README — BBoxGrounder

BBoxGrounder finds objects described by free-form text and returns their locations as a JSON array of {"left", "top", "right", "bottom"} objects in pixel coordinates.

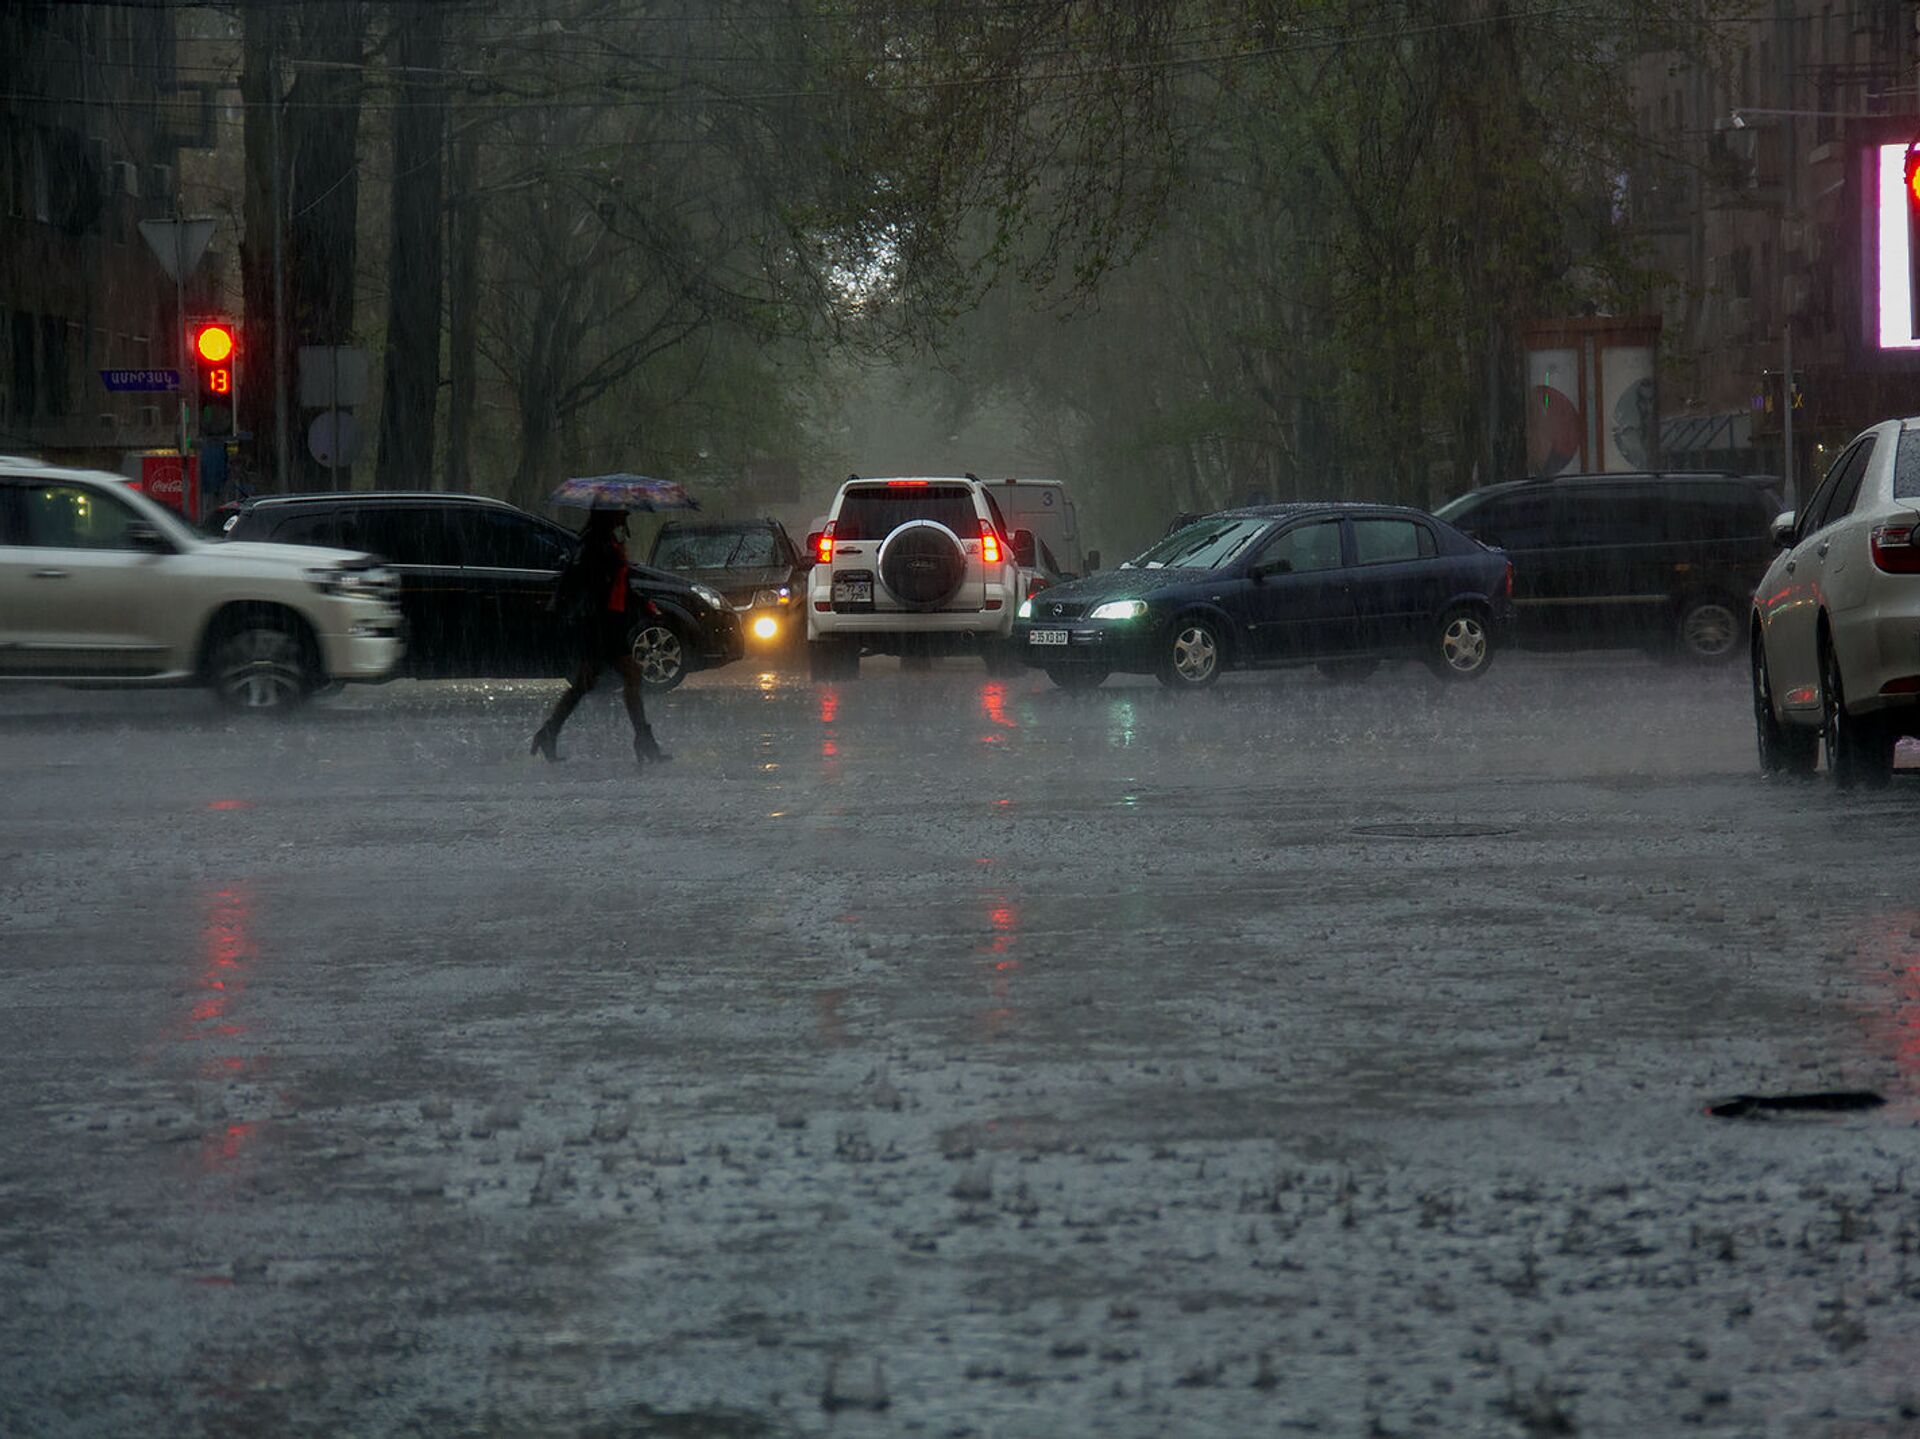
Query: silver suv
[
  {"left": 804, "top": 475, "right": 1035, "bottom": 679},
  {"left": 0, "top": 458, "right": 402, "bottom": 710}
]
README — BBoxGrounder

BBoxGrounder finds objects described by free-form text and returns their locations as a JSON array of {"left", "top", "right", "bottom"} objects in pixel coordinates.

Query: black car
[
  {"left": 647, "top": 517, "right": 807, "bottom": 652},
  {"left": 221, "top": 493, "right": 744, "bottom": 689},
  {"left": 1433, "top": 472, "right": 1780, "bottom": 663},
  {"left": 1011, "top": 503, "right": 1514, "bottom": 690}
]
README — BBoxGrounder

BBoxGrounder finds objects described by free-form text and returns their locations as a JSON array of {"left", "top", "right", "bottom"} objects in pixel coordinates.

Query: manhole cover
[{"left": 1351, "top": 822, "right": 1517, "bottom": 840}]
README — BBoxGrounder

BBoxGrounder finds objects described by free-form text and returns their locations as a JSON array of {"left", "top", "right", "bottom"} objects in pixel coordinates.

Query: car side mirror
[
  {"left": 802, "top": 532, "right": 823, "bottom": 567},
  {"left": 1770, "top": 510, "right": 1796, "bottom": 548},
  {"left": 128, "top": 520, "right": 173, "bottom": 554},
  {"left": 1085, "top": 549, "right": 1101, "bottom": 572},
  {"left": 1011, "top": 528, "right": 1037, "bottom": 568}
]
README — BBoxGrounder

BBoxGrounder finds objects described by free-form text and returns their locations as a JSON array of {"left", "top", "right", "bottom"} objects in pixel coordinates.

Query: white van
[{"left": 986, "top": 478, "right": 1095, "bottom": 578}]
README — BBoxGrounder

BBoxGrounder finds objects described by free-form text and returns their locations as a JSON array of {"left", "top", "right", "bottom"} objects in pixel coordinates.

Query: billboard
[
  {"left": 1866, "top": 141, "right": 1920, "bottom": 354},
  {"left": 1522, "top": 316, "right": 1662, "bottom": 475}
]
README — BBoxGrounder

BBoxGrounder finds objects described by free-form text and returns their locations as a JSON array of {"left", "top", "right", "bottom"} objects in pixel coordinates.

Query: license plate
[
  {"left": 832, "top": 579, "right": 872, "bottom": 603},
  {"left": 1029, "top": 629, "right": 1069, "bottom": 646}
]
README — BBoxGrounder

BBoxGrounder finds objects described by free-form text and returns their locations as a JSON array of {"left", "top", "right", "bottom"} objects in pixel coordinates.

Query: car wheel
[
  {"left": 1157, "top": 615, "right": 1224, "bottom": 690},
  {"left": 1047, "top": 665, "right": 1109, "bottom": 690},
  {"left": 1752, "top": 629, "right": 1817, "bottom": 777},
  {"left": 1677, "top": 596, "right": 1742, "bottom": 664},
  {"left": 211, "top": 615, "right": 315, "bottom": 713},
  {"left": 630, "top": 621, "right": 688, "bottom": 691},
  {"left": 1317, "top": 658, "right": 1379, "bottom": 684},
  {"left": 1823, "top": 641, "right": 1893, "bottom": 789},
  {"left": 1428, "top": 608, "right": 1493, "bottom": 681}
]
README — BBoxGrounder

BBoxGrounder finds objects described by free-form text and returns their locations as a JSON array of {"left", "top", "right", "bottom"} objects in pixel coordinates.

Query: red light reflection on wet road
[
  {"left": 979, "top": 895, "right": 1021, "bottom": 1039},
  {"left": 981, "top": 682, "right": 1017, "bottom": 732}
]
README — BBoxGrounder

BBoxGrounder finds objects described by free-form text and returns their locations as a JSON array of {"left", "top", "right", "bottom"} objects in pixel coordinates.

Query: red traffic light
[{"left": 193, "top": 322, "right": 235, "bottom": 365}]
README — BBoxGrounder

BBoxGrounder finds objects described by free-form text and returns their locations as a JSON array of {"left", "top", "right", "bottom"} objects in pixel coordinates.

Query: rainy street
[{"left": 3, "top": 656, "right": 1920, "bottom": 1438}]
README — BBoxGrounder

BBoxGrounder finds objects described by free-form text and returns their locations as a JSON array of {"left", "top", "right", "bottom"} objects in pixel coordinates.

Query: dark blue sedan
[{"left": 1011, "top": 504, "right": 1515, "bottom": 690}]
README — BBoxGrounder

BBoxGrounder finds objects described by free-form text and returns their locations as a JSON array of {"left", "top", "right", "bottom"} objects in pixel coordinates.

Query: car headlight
[
  {"left": 690, "top": 582, "right": 728, "bottom": 612},
  {"left": 1017, "top": 597, "right": 1033, "bottom": 619},
  {"left": 1090, "top": 599, "right": 1148, "bottom": 621},
  {"left": 753, "top": 588, "right": 788, "bottom": 608},
  {"left": 308, "top": 565, "right": 393, "bottom": 602}
]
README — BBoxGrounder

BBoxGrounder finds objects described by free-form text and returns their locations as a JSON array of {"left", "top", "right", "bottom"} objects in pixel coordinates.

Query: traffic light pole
[
  {"left": 173, "top": 202, "right": 190, "bottom": 459},
  {"left": 1782, "top": 321, "right": 1794, "bottom": 508}
]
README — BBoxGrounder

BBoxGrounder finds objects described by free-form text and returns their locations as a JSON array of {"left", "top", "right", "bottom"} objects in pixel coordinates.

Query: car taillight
[
  {"left": 1870, "top": 523, "right": 1920, "bottom": 573},
  {"left": 979, "top": 519, "right": 1001, "bottom": 566},
  {"left": 1502, "top": 560, "right": 1514, "bottom": 597},
  {"left": 1027, "top": 575, "right": 1051, "bottom": 599},
  {"left": 816, "top": 522, "right": 835, "bottom": 566}
]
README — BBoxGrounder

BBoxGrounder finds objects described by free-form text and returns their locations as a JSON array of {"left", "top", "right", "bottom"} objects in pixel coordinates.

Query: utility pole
[{"left": 270, "top": 26, "right": 288, "bottom": 492}]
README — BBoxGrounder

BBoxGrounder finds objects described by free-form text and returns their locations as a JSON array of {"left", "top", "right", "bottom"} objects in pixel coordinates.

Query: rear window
[
  {"left": 268, "top": 511, "right": 344, "bottom": 547},
  {"left": 1552, "top": 486, "right": 1663, "bottom": 546},
  {"left": 1665, "top": 483, "right": 1776, "bottom": 541},
  {"left": 1896, "top": 431, "right": 1920, "bottom": 501},
  {"left": 833, "top": 484, "right": 978, "bottom": 540},
  {"left": 1352, "top": 518, "right": 1435, "bottom": 564}
]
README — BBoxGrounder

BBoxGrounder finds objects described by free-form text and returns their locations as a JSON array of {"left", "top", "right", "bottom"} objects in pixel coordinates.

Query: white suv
[
  {"left": 1751, "top": 417, "right": 1920, "bottom": 785},
  {"left": 804, "top": 475, "right": 1034, "bottom": 678},
  {"left": 0, "top": 458, "right": 402, "bottom": 711}
]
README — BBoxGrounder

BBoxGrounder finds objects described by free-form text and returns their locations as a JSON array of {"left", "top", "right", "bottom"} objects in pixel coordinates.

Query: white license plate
[
  {"left": 1029, "top": 629, "right": 1069, "bottom": 646},
  {"left": 833, "top": 580, "right": 872, "bottom": 603}
]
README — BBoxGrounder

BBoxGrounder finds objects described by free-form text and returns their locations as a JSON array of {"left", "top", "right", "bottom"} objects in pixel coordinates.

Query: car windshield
[
  {"left": 1125, "top": 517, "right": 1271, "bottom": 570},
  {"left": 655, "top": 529, "right": 778, "bottom": 569}
]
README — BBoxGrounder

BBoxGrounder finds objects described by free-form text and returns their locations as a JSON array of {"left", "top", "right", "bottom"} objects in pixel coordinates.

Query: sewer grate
[{"left": 1351, "top": 822, "right": 1517, "bottom": 840}]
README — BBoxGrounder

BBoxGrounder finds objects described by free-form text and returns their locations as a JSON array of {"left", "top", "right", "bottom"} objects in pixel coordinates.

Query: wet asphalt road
[{"left": 4, "top": 652, "right": 1920, "bottom": 1438}]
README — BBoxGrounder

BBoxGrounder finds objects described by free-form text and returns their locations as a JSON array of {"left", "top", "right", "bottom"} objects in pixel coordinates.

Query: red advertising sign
[{"left": 137, "top": 453, "right": 200, "bottom": 517}]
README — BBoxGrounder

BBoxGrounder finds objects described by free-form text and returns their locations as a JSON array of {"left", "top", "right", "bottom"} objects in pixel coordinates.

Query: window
[
  {"left": 1795, "top": 446, "right": 1854, "bottom": 539},
  {"left": 1552, "top": 486, "right": 1663, "bottom": 547},
  {"left": 1894, "top": 431, "right": 1920, "bottom": 501},
  {"left": 655, "top": 528, "right": 779, "bottom": 570},
  {"left": 11, "top": 310, "right": 35, "bottom": 417},
  {"left": 345, "top": 506, "right": 459, "bottom": 566},
  {"left": 19, "top": 483, "right": 144, "bottom": 549},
  {"left": 455, "top": 507, "right": 572, "bottom": 570},
  {"left": 833, "top": 484, "right": 979, "bottom": 541},
  {"left": 1666, "top": 484, "right": 1774, "bottom": 541},
  {"left": 1802, "top": 440, "right": 1875, "bottom": 535},
  {"left": 41, "top": 315, "right": 67, "bottom": 417},
  {"left": 1827, "top": 438, "right": 1878, "bottom": 521},
  {"left": 1351, "top": 518, "right": 1432, "bottom": 565},
  {"left": 268, "top": 511, "right": 343, "bottom": 548},
  {"left": 1472, "top": 491, "right": 1552, "bottom": 549},
  {"left": 1257, "top": 520, "right": 1343, "bottom": 574}
]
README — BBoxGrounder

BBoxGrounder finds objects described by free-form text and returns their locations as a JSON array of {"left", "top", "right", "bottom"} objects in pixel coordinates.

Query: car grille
[{"left": 1033, "top": 600, "right": 1087, "bottom": 619}]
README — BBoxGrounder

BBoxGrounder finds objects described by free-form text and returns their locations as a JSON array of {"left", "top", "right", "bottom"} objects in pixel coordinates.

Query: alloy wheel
[
  {"left": 1170, "top": 624, "right": 1218, "bottom": 685},
  {"left": 216, "top": 626, "right": 308, "bottom": 711},
  {"left": 631, "top": 624, "right": 685, "bottom": 686},
  {"left": 1440, "top": 615, "right": 1488, "bottom": 674},
  {"left": 1681, "top": 602, "right": 1739, "bottom": 661}
]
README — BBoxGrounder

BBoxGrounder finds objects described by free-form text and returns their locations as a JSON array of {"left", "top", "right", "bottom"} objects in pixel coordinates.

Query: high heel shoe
[
  {"left": 530, "top": 728, "right": 560, "bottom": 762},
  {"left": 634, "top": 731, "right": 670, "bottom": 765}
]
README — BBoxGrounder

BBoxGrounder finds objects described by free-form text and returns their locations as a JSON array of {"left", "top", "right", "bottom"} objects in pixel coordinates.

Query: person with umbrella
[{"left": 530, "top": 475, "right": 694, "bottom": 766}]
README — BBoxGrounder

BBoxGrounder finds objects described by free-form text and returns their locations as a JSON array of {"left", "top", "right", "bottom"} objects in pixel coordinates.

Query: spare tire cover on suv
[{"left": 878, "top": 521, "right": 967, "bottom": 610}]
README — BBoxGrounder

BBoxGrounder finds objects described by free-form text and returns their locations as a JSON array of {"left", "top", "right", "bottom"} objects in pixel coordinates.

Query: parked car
[
  {"left": 1751, "top": 417, "right": 1920, "bottom": 786},
  {"left": 804, "top": 474, "right": 1038, "bottom": 678},
  {"left": 220, "top": 492, "right": 743, "bottom": 689},
  {"left": 1012, "top": 503, "right": 1513, "bottom": 690},
  {"left": 0, "top": 456, "right": 402, "bottom": 710},
  {"left": 1433, "top": 471, "right": 1779, "bottom": 663},
  {"left": 648, "top": 517, "right": 807, "bottom": 652}
]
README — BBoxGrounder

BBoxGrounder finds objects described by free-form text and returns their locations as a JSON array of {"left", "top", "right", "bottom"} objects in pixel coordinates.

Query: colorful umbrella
[{"left": 551, "top": 474, "right": 700, "bottom": 512}]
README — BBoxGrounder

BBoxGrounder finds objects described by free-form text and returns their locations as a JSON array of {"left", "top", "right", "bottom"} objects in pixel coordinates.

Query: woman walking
[{"left": 530, "top": 508, "right": 669, "bottom": 766}]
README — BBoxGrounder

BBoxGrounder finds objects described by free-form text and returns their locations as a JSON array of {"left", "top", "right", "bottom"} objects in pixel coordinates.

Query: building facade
[
  {"left": 0, "top": 3, "right": 210, "bottom": 469},
  {"left": 1629, "top": 0, "right": 1920, "bottom": 501}
]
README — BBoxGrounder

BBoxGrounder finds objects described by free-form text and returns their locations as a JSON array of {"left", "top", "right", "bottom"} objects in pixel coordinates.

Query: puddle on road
[
  {"left": 1705, "top": 1091, "right": 1887, "bottom": 1119},
  {"left": 1352, "top": 822, "right": 1519, "bottom": 840}
]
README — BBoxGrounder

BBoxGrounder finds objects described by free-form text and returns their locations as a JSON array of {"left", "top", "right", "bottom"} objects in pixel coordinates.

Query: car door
[
  {"left": 348, "top": 506, "right": 471, "bottom": 676},
  {"left": 1465, "top": 490, "right": 1556, "bottom": 641},
  {"left": 0, "top": 478, "right": 186, "bottom": 676},
  {"left": 1547, "top": 482, "right": 1667, "bottom": 647},
  {"left": 452, "top": 506, "right": 575, "bottom": 675},
  {"left": 1348, "top": 516, "right": 1443, "bottom": 652},
  {"left": 1765, "top": 444, "right": 1862, "bottom": 705},
  {"left": 1237, "top": 518, "right": 1357, "bottom": 662}
]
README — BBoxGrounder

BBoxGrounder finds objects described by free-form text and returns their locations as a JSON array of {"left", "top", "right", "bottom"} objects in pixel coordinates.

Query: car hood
[
  {"left": 209, "top": 540, "right": 375, "bottom": 569},
  {"left": 669, "top": 564, "right": 793, "bottom": 592},
  {"left": 1030, "top": 567, "right": 1215, "bottom": 607}
]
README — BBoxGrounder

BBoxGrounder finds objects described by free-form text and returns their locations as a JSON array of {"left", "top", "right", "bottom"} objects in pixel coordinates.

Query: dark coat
[{"left": 553, "top": 536, "right": 633, "bottom": 664}]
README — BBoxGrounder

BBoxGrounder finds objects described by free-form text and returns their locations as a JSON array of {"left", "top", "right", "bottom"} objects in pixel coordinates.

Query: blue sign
[{"left": 100, "top": 369, "right": 180, "bottom": 392}]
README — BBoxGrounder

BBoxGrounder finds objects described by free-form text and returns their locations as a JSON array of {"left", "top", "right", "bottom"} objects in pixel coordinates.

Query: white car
[
  {"left": 1751, "top": 417, "right": 1920, "bottom": 785},
  {"left": 0, "top": 457, "right": 403, "bottom": 711},
  {"left": 804, "top": 475, "right": 1036, "bottom": 678}
]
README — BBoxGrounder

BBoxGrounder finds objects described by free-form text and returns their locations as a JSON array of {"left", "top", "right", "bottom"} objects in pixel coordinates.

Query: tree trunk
[
  {"left": 375, "top": 3, "right": 445, "bottom": 490},
  {"left": 285, "top": 1, "right": 367, "bottom": 490},
  {"left": 444, "top": 119, "right": 480, "bottom": 493},
  {"left": 238, "top": 4, "right": 284, "bottom": 491}
]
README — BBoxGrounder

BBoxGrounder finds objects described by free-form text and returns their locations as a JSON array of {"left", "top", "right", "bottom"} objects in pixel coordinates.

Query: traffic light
[{"left": 190, "top": 318, "right": 237, "bottom": 438}]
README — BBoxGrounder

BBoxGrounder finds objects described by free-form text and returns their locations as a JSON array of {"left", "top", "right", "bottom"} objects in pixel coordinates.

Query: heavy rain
[{"left": 5, "top": 5, "right": 1920, "bottom": 1438}]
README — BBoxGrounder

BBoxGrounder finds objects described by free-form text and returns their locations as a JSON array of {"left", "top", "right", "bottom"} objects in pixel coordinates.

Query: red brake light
[
  {"left": 1503, "top": 560, "right": 1514, "bottom": 597},
  {"left": 886, "top": 479, "right": 930, "bottom": 487},
  {"left": 1870, "top": 523, "right": 1920, "bottom": 573},
  {"left": 1027, "top": 575, "right": 1051, "bottom": 599},
  {"left": 979, "top": 519, "right": 1001, "bottom": 566},
  {"left": 816, "top": 522, "right": 835, "bottom": 566}
]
